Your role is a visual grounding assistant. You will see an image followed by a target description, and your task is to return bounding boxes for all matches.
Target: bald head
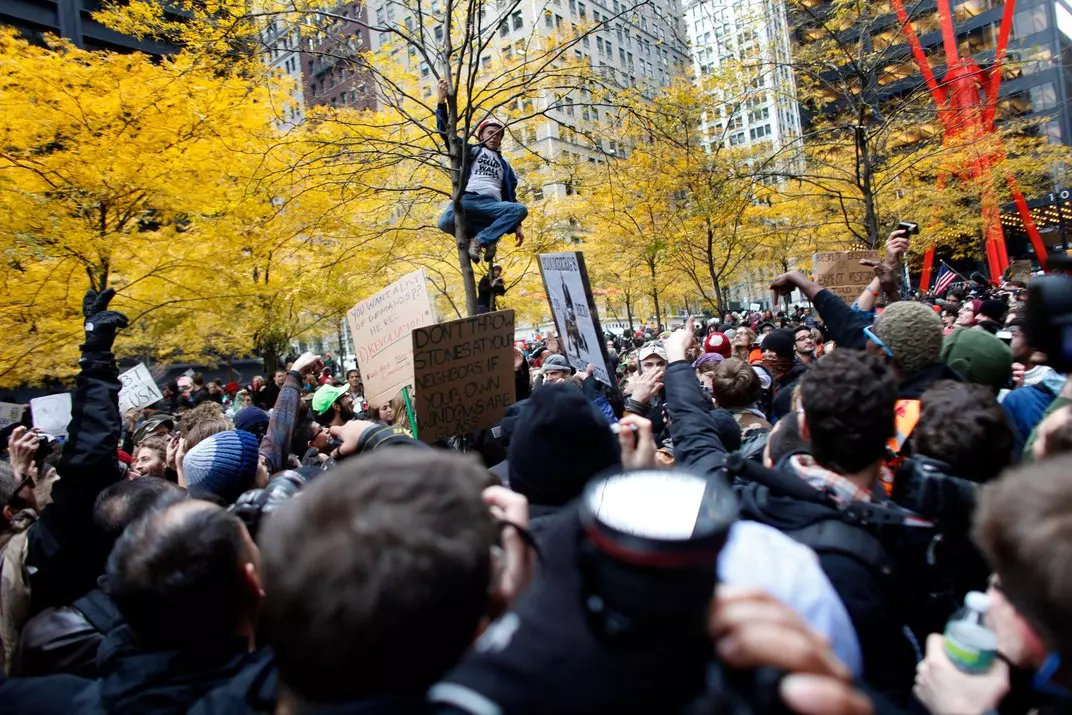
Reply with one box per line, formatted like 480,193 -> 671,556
106,500 -> 259,648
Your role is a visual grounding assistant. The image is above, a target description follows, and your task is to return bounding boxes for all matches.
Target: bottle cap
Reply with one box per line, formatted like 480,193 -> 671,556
965,590 -> 990,613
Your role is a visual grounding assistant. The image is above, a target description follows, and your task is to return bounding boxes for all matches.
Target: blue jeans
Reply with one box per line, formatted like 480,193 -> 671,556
437,193 -> 527,246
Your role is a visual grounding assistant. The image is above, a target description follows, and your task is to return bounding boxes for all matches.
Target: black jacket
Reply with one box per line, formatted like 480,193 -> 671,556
661,355 -> 917,706
896,361 -> 962,400
477,276 -> 507,311
812,289 -> 869,351
661,361 -> 735,476
0,626 -> 256,714
12,588 -> 122,678
27,345 -> 124,614
770,359 -> 808,422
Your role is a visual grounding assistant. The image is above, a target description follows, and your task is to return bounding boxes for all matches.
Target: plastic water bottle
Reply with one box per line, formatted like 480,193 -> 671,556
943,591 -> 999,673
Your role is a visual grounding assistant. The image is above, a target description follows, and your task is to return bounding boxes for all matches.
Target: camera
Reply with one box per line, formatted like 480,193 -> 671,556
897,221 -> 920,236
892,456 -> 977,532
1025,274 -> 1072,373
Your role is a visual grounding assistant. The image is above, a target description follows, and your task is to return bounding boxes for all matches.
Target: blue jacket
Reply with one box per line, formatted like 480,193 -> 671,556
436,104 -> 518,204
1003,373 -> 1063,459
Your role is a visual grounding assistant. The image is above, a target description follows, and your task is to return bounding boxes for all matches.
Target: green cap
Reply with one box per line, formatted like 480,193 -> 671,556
312,384 -> 348,415
941,328 -> 1012,392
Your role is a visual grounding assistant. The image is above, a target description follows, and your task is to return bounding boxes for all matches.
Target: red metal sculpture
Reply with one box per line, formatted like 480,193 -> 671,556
889,0 -> 1049,287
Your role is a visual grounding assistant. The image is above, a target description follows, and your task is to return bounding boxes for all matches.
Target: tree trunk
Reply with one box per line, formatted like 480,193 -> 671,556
649,260 -> 662,332
625,289 -> 635,333
855,124 -> 880,248
336,317 -> 346,364
704,218 -> 724,311
440,61 -> 478,316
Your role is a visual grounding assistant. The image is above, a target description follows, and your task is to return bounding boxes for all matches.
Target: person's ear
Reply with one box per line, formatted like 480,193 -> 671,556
243,560 -> 265,600
799,413 -> 811,441
2,505 -> 13,523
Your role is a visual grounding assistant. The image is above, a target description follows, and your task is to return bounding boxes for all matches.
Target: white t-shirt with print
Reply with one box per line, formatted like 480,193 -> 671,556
465,147 -> 505,201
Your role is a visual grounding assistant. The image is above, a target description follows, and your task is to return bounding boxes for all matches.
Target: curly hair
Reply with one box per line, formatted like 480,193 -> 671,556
910,381 -> 1013,482
180,402 -> 231,449
800,350 -> 897,474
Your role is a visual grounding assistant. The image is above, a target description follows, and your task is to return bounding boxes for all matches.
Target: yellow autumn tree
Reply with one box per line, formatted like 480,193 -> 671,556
0,30 -> 388,384
95,0 -> 683,317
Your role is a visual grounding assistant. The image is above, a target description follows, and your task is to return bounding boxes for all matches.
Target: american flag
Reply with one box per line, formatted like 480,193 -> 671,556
933,265 -> 956,296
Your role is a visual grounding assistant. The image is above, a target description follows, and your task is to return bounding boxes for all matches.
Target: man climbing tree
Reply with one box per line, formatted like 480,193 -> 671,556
435,78 -> 527,264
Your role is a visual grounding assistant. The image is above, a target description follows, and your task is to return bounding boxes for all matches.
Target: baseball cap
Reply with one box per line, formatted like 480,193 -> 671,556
637,343 -> 668,362
312,384 -> 348,415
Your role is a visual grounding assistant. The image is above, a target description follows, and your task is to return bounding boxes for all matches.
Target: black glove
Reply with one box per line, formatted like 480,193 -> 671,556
81,288 -> 129,354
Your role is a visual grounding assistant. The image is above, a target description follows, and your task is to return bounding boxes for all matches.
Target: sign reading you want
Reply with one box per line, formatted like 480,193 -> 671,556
812,250 -> 881,302
347,270 -> 435,407
411,310 -> 516,443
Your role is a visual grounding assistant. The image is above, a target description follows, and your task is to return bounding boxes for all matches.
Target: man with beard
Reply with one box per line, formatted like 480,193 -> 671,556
310,383 -> 356,428
761,329 -> 808,422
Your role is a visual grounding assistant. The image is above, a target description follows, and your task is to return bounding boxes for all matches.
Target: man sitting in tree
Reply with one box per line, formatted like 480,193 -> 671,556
435,78 -> 527,264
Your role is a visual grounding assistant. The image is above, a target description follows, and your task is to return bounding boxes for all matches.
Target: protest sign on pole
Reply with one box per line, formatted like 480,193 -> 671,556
812,250 -> 881,302
30,393 -> 72,437
0,402 -> 23,431
346,270 -> 435,408
118,363 -> 164,414
537,251 -> 614,386
411,310 -> 516,444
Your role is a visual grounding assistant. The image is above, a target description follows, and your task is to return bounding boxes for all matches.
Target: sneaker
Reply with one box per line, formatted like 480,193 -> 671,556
484,242 -> 497,263
467,238 -> 482,262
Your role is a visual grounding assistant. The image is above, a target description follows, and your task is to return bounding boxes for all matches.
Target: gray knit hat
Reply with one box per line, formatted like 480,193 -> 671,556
873,302 -> 944,376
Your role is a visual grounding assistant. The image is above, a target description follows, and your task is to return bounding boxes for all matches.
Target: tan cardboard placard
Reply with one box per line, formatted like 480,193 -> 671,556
347,270 -> 435,407
0,402 -> 23,430
812,250 -> 881,302
411,310 -> 516,443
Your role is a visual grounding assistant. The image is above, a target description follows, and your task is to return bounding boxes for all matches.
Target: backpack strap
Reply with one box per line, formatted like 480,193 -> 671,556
784,518 -> 895,580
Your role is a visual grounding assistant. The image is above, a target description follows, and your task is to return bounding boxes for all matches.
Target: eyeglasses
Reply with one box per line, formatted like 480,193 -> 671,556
863,326 -> 894,358
795,335 -> 813,343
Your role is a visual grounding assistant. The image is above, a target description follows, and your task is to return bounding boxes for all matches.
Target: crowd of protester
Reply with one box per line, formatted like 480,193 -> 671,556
1,228 -> 1072,715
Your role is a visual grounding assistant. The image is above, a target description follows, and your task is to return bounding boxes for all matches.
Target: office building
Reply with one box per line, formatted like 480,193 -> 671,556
262,18 -> 307,129
301,2 -> 376,112
364,0 -> 691,194
0,0 -> 175,53
684,0 -> 803,154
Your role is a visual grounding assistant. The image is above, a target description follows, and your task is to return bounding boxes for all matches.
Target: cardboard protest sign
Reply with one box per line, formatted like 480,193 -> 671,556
118,363 -> 164,414
0,402 -> 24,430
347,270 -> 435,407
812,250 -> 881,302
411,310 -> 516,443
538,251 -> 614,386
30,393 -> 72,437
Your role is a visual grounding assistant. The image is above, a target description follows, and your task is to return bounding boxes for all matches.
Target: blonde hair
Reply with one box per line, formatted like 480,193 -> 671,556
389,390 -> 413,434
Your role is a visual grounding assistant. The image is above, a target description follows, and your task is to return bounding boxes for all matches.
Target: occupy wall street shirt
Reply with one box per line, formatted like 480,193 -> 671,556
465,147 -> 504,200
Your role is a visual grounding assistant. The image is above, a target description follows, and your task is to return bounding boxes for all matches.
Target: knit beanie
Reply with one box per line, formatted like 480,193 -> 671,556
761,329 -> 795,360
704,332 -> 732,358
183,429 -> 260,504
941,328 -> 1013,392
507,383 -> 620,507
234,406 -> 269,433
873,302 -> 944,376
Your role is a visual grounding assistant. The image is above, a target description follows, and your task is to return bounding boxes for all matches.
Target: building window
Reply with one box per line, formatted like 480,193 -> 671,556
578,2 -> 586,20
545,11 -> 553,28
500,20 -> 510,36
512,10 -> 523,29
434,25 -> 444,40
556,14 -> 564,28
